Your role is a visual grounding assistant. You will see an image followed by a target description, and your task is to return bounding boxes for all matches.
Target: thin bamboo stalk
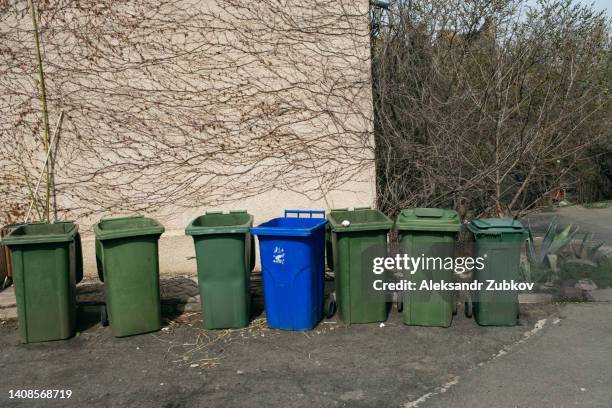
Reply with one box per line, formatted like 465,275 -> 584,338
22,168 -> 42,221
28,0 -> 51,222
25,111 -> 64,223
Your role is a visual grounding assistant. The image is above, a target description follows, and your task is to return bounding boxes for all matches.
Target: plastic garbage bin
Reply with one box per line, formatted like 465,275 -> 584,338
395,208 -> 461,327
327,207 -> 393,324
0,239 -> 7,289
94,215 -> 164,337
0,223 -> 23,291
53,221 -> 84,284
251,210 -> 327,330
2,222 -> 79,343
186,210 -> 254,329
467,218 -> 526,326
2,221 -> 82,290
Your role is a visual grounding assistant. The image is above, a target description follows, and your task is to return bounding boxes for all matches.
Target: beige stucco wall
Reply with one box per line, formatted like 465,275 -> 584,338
158,183 -> 376,235
1,1 -> 376,241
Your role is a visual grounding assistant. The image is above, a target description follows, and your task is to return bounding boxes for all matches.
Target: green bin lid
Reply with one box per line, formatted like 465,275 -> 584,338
394,208 -> 461,232
327,208 -> 392,232
94,215 -> 165,241
467,218 -> 525,235
2,221 -> 79,245
185,211 -> 253,236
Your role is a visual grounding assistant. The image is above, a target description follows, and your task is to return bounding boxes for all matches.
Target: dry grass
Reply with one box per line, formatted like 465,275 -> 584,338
151,313 -> 341,369
154,315 -> 280,370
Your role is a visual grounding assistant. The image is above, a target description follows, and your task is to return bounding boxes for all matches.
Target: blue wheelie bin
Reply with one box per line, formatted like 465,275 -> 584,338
251,210 -> 327,330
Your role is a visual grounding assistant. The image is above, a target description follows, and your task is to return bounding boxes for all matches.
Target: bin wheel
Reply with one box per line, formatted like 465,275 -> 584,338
100,305 -> 109,327
452,300 -> 458,316
464,300 -> 473,318
325,292 -> 337,318
395,292 -> 403,313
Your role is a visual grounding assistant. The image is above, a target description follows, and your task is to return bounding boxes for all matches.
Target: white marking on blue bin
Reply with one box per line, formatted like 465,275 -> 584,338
273,246 -> 285,264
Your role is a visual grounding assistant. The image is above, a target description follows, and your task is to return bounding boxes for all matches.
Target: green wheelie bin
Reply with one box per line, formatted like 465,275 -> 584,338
327,207 -> 393,324
53,221 -> 84,284
94,215 -> 164,337
186,210 -> 255,329
395,208 -> 461,327
467,218 -> 526,326
2,222 -> 80,343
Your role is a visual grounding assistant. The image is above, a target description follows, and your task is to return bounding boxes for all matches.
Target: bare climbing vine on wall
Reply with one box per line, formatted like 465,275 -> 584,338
0,0 -> 374,224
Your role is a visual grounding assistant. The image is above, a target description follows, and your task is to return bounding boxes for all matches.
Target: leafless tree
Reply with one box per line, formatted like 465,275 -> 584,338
372,0 -> 611,219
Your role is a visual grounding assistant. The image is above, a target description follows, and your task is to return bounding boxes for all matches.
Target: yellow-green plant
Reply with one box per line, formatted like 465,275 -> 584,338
28,0 -> 51,222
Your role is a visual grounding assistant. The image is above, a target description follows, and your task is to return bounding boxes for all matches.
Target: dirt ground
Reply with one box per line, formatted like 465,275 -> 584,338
0,280 -> 560,408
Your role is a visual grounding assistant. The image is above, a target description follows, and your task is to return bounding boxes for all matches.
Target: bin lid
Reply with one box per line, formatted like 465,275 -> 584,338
394,208 -> 461,232
2,221 -> 79,245
94,215 -> 165,241
467,218 -> 525,235
328,208 -> 392,232
185,211 -> 253,236
251,217 -> 327,237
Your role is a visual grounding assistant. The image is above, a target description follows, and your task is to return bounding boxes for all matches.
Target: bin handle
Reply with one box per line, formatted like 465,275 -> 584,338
284,210 -> 325,218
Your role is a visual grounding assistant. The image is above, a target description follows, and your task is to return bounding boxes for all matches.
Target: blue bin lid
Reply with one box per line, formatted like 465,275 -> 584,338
251,217 -> 327,237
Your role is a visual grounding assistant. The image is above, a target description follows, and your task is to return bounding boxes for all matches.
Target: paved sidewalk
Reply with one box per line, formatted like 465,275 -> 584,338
421,303 -> 612,407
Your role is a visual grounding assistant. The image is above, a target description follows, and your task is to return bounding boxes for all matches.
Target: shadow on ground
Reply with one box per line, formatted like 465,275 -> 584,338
0,277 -> 560,408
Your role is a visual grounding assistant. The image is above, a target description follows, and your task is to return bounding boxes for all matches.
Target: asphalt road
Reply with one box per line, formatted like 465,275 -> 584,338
424,303 -> 612,408
524,206 -> 612,245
